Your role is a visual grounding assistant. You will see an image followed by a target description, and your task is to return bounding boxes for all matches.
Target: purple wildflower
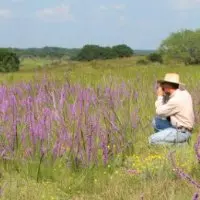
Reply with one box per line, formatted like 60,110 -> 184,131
195,135 -> 200,162
193,193 -> 199,200
169,152 -> 200,190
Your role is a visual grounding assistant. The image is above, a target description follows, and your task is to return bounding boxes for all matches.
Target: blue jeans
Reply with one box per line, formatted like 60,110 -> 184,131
149,117 -> 192,145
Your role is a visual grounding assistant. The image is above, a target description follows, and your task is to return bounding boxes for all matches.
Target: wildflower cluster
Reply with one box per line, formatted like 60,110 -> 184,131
125,153 -> 167,174
0,79 -> 141,167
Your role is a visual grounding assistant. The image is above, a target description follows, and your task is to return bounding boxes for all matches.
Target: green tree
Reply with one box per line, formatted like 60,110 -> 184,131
74,44 -> 133,61
159,29 -> 200,65
112,44 -> 134,58
99,47 -> 118,59
75,45 -> 101,61
0,49 -> 20,72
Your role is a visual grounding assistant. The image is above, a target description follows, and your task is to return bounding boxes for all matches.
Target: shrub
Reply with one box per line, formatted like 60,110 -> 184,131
136,59 -> 149,65
0,49 -> 20,72
112,44 -> 134,58
147,52 -> 163,63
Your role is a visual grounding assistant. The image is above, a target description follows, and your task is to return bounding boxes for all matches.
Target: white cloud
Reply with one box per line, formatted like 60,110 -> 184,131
36,4 -> 73,22
171,0 -> 200,10
99,4 -> 127,25
99,4 -> 126,11
118,16 -> 128,26
113,4 -> 126,10
99,5 -> 109,11
11,0 -> 25,2
0,9 -> 12,19
119,16 -> 125,22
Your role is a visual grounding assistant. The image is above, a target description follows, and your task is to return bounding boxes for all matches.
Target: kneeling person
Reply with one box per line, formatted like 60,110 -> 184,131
149,73 -> 195,145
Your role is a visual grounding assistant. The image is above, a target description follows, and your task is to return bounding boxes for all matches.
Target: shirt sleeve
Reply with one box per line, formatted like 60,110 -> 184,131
155,96 -> 164,108
155,96 -> 179,117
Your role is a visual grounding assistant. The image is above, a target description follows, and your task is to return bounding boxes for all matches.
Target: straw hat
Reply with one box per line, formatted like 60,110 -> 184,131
157,73 -> 184,85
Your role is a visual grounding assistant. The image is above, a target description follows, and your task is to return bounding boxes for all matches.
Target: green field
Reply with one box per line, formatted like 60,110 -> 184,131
0,58 -> 200,200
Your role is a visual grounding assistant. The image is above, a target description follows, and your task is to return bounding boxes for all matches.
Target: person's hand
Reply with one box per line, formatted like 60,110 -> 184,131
157,86 -> 164,96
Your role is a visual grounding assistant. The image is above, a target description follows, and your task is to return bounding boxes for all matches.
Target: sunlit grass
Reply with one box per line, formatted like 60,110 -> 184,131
0,57 -> 200,200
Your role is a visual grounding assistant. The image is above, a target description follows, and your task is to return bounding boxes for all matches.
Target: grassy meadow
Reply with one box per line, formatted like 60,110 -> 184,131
0,57 -> 200,200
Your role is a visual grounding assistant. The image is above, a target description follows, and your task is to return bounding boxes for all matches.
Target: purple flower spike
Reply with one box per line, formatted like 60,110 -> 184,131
193,193 -> 199,200
195,135 -> 200,162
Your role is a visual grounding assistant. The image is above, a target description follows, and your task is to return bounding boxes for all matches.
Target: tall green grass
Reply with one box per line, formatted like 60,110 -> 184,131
0,58 -> 200,200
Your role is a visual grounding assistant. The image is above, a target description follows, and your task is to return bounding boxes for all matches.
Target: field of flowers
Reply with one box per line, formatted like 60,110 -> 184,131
0,58 -> 200,199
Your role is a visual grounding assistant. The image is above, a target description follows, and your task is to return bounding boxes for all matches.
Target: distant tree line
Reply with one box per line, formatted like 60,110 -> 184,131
2,28 -> 200,73
73,44 -> 134,61
3,46 -> 153,61
9,47 -> 81,59
0,44 -> 134,72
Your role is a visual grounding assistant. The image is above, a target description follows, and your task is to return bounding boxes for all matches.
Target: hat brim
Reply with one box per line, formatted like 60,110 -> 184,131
157,80 -> 185,86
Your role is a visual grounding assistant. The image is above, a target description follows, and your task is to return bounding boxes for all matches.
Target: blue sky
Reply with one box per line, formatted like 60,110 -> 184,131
0,0 -> 200,49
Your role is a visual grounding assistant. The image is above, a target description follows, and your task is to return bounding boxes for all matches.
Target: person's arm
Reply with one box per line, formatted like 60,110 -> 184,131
155,86 -> 165,108
155,96 -> 164,108
156,98 -> 179,117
